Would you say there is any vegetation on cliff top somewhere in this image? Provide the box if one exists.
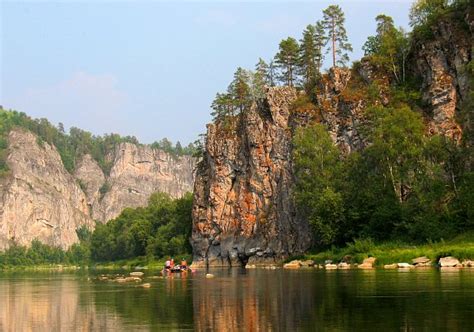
[0,107,198,176]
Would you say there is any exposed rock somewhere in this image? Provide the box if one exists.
[205,273,214,278]
[337,262,351,269]
[325,264,338,270]
[438,256,462,267]
[130,272,144,277]
[300,260,315,267]
[0,128,195,250]
[73,154,105,220]
[140,283,151,288]
[283,260,302,269]
[95,143,195,222]
[397,263,414,269]
[384,264,398,269]
[412,256,432,267]
[462,260,474,267]
[358,257,376,269]
[0,129,94,250]
[411,8,473,142]
[192,87,311,267]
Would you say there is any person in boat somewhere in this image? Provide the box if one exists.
[180,258,187,270]
[170,258,175,269]
[164,258,171,270]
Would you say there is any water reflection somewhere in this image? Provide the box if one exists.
[0,269,473,331]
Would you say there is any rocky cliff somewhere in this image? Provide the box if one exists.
[411,6,473,141]
[191,7,473,267]
[0,129,93,250]
[191,87,312,267]
[75,143,195,222]
[0,129,195,249]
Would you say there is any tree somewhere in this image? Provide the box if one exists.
[228,67,252,113]
[253,58,270,99]
[363,15,410,83]
[409,0,450,27]
[322,5,353,67]
[298,24,324,89]
[293,124,344,247]
[274,37,300,87]
[268,60,277,87]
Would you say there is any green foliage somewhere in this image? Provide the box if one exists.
[363,15,410,84]
[321,5,353,67]
[90,192,193,262]
[298,23,325,90]
[274,37,300,87]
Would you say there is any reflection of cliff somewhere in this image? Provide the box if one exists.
[192,269,316,331]
[0,274,132,331]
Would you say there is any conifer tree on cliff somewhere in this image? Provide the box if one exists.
[253,58,270,99]
[228,67,251,113]
[274,37,300,87]
[321,5,353,67]
[298,22,325,89]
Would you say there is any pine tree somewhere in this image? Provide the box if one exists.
[268,60,277,87]
[322,5,353,67]
[298,23,325,89]
[274,37,300,87]
[228,67,251,113]
[253,58,269,99]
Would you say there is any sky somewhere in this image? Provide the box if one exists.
[1,0,413,145]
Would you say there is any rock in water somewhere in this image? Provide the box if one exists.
[130,272,144,277]
[439,256,461,268]
[191,87,312,267]
[205,274,214,279]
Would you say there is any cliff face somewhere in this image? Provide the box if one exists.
[0,129,195,249]
[77,143,195,222]
[412,7,473,141]
[192,87,311,267]
[0,129,93,250]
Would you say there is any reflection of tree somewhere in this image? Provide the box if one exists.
[92,274,193,330]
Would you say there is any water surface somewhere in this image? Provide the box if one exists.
[0,268,473,331]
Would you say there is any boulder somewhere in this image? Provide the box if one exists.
[384,264,398,269]
[283,260,302,269]
[205,273,214,278]
[358,257,376,269]
[301,260,315,267]
[412,256,432,267]
[140,283,151,288]
[337,262,351,269]
[130,272,144,277]
[325,264,338,270]
[397,263,414,269]
[438,256,462,267]
[462,260,474,267]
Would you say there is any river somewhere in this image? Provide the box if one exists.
[0,268,473,331]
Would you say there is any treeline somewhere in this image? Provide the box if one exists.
[210,4,353,122]
[293,0,473,248]
[90,192,193,261]
[0,108,198,177]
[0,192,193,267]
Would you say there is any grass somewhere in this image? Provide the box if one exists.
[303,232,474,266]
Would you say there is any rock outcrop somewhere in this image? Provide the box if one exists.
[191,87,311,267]
[76,143,195,222]
[0,129,195,249]
[411,7,473,141]
[0,129,93,249]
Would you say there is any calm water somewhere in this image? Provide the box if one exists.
[0,268,473,331]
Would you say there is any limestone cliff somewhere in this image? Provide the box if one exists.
[0,129,93,250]
[192,87,312,267]
[0,129,195,249]
[76,143,195,222]
[411,6,473,141]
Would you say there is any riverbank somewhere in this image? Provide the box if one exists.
[301,232,474,267]
[0,255,192,271]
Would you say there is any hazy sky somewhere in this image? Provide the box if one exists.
[1,0,413,144]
